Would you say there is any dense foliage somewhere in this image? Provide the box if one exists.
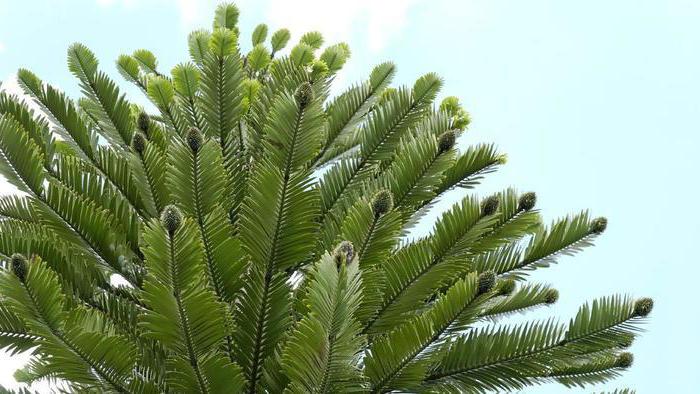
[0,3,651,393]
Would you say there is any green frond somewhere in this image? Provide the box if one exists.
[381,132,455,214]
[240,162,319,272]
[247,44,271,72]
[17,68,98,160]
[281,253,366,393]
[140,140,169,211]
[240,89,323,272]
[172,62,206,131]
[320,43,351,73]
[140,217,244,393]
[0,115,46,195]
[132,49,160,75]
[315,62,396,167]
[213,2,239,30]
[366,272,500,392]
[246,56,309,152]
[424,295,650,392]
[146,75,185,135]
[543,352,632,388]
[0,257,136,392]
[363,240,434,334]
[167,134,227,217]
[0,219,102,298]
[52,154,141,249]
[270,28,291,54]
[358,73,442,164]
[0,92,55,166]
[300,31,324,50]
[116,54,148,93]
[423,319,564,392]
[0,303,36,355]
[16,69,154,221]
[436,143,504,195]
[41,180,139,282]
[68,43,135,147]
[232,264,292,393]
[188,29,212,66]
[339,198,402,268]
[562,295,648,353]
[0,195,38,223]
[503,210,600,274]
[481,283,558,322]
[251,24,268,46]
[199,28,245,149]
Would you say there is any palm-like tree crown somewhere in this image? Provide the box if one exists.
[0,3,651,393]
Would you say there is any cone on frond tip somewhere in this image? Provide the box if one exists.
[294,82,314,108]
[496,278,516,296]
[186,127,204,153]
[544,288,559,304]
[137,112,150,133]
[438,130,456,153]
[616,352,634,368]
[477,271,496,295]
[131,132,146,155]
[481,195,500,216]
[10,253,27,281]
[590,217,608,234]
[371,190,394,217]
[333,241,354,269]
[518,192,537,211]
[633,297,653,317]
[160,205,183,234]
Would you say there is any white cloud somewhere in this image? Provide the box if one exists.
[94,0,230,30]
[0,41,5,53]
[175,0,215,30]
[266,0,419,53]
[91,0,419,48]
[95,0,140,7]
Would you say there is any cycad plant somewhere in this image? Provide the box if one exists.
[0,3,651,393]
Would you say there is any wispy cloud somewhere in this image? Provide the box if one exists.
[0,41,5,53]
[92,0,418,50]
[266,0,419,53]
[94,0,228,30]
[95,0,140,7]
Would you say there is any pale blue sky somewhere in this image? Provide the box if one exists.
[1,0,698,392]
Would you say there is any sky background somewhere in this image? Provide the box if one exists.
[0,0,698,392]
